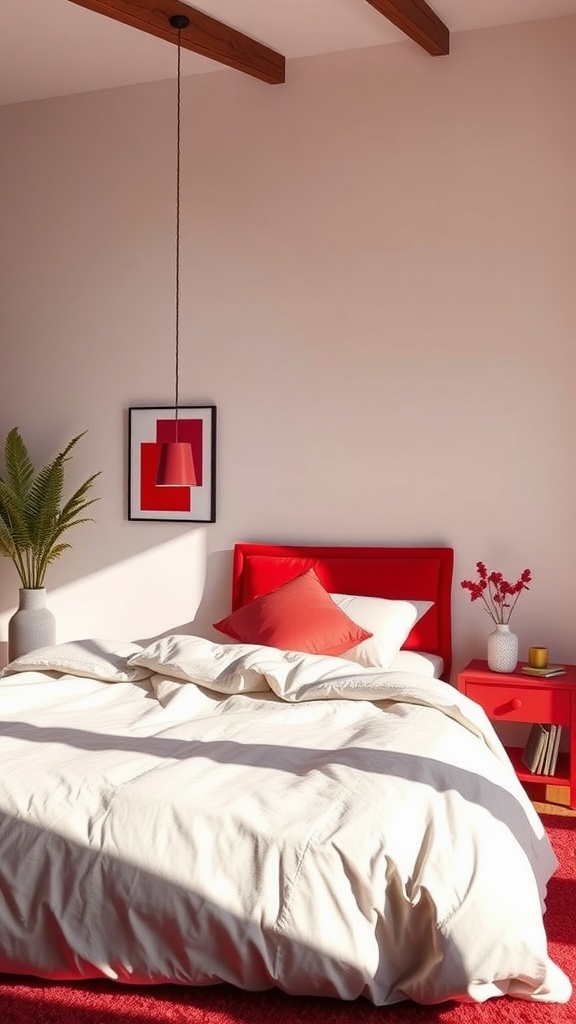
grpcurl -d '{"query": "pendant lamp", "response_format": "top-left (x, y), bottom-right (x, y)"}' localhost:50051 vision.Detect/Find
top-left (156, 14), bottom-right (196, 487)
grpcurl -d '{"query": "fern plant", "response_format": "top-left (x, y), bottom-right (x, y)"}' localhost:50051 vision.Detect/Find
top-left (0, 428), bottom-right (100, 590)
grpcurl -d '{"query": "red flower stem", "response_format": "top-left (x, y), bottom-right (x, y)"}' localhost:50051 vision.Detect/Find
top-left (504, 589), bottom-right (522, 624)
top-left (487, 582), bottom-right (502, 624)
top-left (480, 588), bottom-right (499, 623)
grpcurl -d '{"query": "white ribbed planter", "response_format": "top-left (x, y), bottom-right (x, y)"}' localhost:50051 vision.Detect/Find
top-left (8, 588), bottom-right (56, 662)
top-left (487, 623), bottom-right (518, 673)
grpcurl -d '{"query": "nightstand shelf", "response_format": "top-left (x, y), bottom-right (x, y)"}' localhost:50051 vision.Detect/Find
top-left (457, 659), bottom-right (576, 809)
top-left (505, 745), bottom-right (570, 789)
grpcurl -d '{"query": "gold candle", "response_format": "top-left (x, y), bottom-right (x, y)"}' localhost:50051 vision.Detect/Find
top-left (528, 646), bottom-right (548, 669)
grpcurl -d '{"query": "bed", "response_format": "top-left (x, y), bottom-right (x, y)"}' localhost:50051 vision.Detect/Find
top-left (0, 543), bottom-right (571, 1006)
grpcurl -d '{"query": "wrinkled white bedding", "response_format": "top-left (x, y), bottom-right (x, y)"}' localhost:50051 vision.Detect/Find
top-left (0, 638), bottom-right (571, 1005)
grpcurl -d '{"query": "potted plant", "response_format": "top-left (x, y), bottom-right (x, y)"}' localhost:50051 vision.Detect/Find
top-left (461, 560), bottom-right (532, 673)
top-left (0, 427), bottom-right (101, 660)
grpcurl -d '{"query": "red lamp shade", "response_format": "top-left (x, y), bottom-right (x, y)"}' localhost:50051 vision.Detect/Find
top-left (156, 442), bottom-right (196, 486)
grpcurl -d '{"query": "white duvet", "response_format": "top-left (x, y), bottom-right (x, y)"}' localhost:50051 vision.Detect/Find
top-left (0, 637), bottom-right (571, 1006)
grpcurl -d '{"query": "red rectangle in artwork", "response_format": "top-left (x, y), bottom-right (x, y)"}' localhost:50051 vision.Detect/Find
top-left (156, 418), bottom-right (203, 485)
top-left (140, 442), bottom-right (191, 512)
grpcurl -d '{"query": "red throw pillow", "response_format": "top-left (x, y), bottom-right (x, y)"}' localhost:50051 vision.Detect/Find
top-left (213, 568), bottom-right (372, 656)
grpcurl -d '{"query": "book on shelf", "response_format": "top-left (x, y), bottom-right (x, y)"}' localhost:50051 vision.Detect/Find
top-left (542, 725), bottom-right (558, 776)
top-left (521, 723), bottom-right (549, 773)
top-left (521, 664), bottom-right (566, 678)
top-left (534, 725), bottom-right (551, 775)
top-left (520, 723), bottom-right (563, 776)
top-left (549, 726), bottom-right (562, 776)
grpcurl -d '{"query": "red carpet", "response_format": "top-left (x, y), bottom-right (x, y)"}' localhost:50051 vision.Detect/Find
top-left (1, 814), bottom-right (574, 1023)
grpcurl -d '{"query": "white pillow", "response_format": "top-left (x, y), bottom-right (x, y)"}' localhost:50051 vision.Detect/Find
top-left (330, 594), bottom-right (433, 670)
top-left (128, 634), bottom-right (272, 694)
top-left (388, 650), bottom-right (444, 679)
top-left (3, 639), bottom-right (154, 683)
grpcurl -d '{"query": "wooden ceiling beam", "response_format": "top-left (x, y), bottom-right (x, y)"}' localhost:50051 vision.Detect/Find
top-left (67, 0), bottom-right (286, 84)
top-left (362, 0), bottom-right (449, 56)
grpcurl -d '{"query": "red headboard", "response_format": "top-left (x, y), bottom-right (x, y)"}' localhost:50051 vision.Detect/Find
top-left (231, 543), bottom-right (454, 679)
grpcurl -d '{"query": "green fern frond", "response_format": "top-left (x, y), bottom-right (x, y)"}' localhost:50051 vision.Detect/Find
top-left (3, 427), bottom-right (35, 498)
top-left (0, 479), bottom-right (32, 549)
top-left (0, 520), bottom-right (20, 561)
top-left (43, 542), bottom-right (72, 565)
top-left (28, 461), bottom-right (65, 547)
top-left (54, 432), bottom-right (87, 463)
top-left (58, 474), bottom-right (101, 525)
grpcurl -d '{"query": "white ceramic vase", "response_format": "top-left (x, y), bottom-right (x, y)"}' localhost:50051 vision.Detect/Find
top-left (487, 623), bottom-right (518, 673)
top-left (8, 588), bottom-right (56, 662)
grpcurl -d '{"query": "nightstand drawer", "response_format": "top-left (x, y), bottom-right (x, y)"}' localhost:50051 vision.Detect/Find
top-left (465, 683), bottom-right (571, 725)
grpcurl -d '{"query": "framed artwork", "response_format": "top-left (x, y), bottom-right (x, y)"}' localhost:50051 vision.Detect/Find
top-left (128, 405), bottom-right (217, 522)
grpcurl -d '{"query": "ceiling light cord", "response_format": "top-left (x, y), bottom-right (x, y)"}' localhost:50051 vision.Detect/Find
top-left (169, 14), bottom-right (190, 440)
top-left (174, 25), bottom-right (182, 438)
top-left (154, 13), bottom-right (196, 489)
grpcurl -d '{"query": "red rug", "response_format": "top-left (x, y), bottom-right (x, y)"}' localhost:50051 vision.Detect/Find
top-left (1, 814), bottom-right (574, 1023)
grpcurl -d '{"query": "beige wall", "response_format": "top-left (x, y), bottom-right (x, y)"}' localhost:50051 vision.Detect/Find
top-left (1, 16), bottom-right (575, 676)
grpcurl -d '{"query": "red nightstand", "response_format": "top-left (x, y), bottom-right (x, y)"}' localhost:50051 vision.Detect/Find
top-left (457, 659), bottom-right (576, 809)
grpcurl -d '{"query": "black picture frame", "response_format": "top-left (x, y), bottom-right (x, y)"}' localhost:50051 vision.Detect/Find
top-left (128, 405), bottom-right (217, 522)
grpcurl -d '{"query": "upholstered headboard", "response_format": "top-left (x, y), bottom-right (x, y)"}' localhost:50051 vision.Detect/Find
top-left (231, 543), bottom-right (454, 679)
